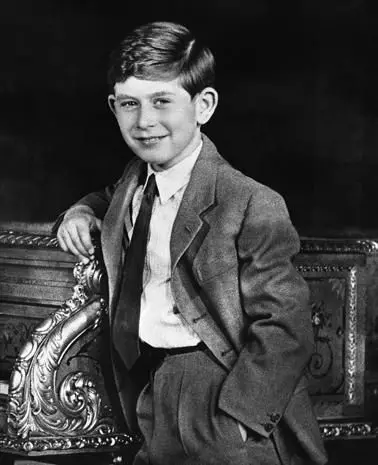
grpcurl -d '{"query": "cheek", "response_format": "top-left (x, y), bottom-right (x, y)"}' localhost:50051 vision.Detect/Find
top-left (117, 115), bottom-right (133, 133)
top-left (169, 111), bottom-right (196, 134)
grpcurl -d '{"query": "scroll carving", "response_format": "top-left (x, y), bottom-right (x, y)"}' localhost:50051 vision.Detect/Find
top-left (6, 258), bottom-right (113, 439)
top-left (309, 299), bottom-right (334, 380)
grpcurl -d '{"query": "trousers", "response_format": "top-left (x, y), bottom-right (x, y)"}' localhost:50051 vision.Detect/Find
top-left (132, 348), bottom-right (283, 465)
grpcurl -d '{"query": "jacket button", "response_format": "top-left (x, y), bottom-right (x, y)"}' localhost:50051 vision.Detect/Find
top-left (263, 423), bottom-right (274, 433)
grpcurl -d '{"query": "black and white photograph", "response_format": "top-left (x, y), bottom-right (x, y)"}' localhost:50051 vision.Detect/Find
top-left (0, 2), bottom-right (378, 464)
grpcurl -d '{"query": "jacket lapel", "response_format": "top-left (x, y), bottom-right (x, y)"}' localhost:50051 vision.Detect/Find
top-left (101, 157), bottom-right (145, 317)
top-left (171, 135), bottom-right (236, 370)
top-left (171, 135), bottom-right (221, 271)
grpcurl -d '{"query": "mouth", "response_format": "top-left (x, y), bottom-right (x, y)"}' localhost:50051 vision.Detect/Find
top-left (136, 135), bottom-right (167, 146)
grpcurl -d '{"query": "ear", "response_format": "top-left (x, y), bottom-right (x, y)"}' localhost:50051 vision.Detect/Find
top-left (195, 87), bottom-right (218, 125)
top-left (107, 95), bottom-right (117, 116)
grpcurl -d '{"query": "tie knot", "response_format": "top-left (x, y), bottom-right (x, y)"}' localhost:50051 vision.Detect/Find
top-left (144, 174), bottom-right (158, 201)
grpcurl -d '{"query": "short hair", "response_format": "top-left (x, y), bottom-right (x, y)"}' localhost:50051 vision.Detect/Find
top-left (107, 21), bottom-right (215, 98)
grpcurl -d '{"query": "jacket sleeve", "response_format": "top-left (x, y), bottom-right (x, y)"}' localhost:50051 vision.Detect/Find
top-left (218, 188), bottom-right (313, 438)
top-left (51, 162), bottom-right (132, 235)
top-left (51, 183), bottom-right (116, 235)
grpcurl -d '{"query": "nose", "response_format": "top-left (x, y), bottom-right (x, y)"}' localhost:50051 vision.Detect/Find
top-left (136, 105), bottom-right (156, 129)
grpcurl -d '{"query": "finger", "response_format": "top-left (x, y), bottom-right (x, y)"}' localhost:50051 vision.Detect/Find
top-left (78, 224), bottom-right (95, 256)
top-left (70, 223), bottom-right (93, 258)
top-left (61, 230), bottom-right (82, 258)
top-left (57, 229), bottom-right (69, 252)
top-left (60, 228), bottom-right (88, 262)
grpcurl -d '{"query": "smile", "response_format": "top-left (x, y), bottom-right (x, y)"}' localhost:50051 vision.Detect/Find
top-left (136, 136), bottom-right (167, 146)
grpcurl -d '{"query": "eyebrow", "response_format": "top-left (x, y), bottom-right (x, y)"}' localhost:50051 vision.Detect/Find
top-left (115, 91), bottom-right (176, 101)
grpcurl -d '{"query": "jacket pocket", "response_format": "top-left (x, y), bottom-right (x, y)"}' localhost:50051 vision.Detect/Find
top-left (193, 257), bottom-right (237, 283)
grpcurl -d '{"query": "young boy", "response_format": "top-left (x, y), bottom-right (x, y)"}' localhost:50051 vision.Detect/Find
top-left (56, 21), bottom-right (327, 465)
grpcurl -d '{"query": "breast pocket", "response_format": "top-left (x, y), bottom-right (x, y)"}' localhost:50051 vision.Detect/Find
top-left (193, 257), bottom-right (237, 284)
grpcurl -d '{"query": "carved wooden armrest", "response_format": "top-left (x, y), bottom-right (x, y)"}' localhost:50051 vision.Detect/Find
top-left (0, 246), bottom-right (140, 458)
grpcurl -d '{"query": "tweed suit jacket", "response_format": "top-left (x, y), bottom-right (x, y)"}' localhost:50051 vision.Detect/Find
top-left (72, 134), bottom-right (327, 465)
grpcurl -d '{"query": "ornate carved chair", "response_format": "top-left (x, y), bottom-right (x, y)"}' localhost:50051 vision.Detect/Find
top-left (297, 238), bottom-right (378, 444)
top-left (1, 223), bottom-right (378, 463)
top-left (0, 223), bottom-right (140, 464)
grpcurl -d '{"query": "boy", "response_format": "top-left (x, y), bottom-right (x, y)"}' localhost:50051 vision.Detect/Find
top-left (56, 21), bottom-right (327, 465)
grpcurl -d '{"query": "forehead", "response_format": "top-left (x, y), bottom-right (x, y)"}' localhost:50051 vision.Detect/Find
top-left (113, 76), bottom-right (189, 98)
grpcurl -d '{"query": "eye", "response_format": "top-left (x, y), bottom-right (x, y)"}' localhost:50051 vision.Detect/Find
top-left (153, 98), bottom-right (171, 107)
top-left (119, 100), bottom-right (138, 110)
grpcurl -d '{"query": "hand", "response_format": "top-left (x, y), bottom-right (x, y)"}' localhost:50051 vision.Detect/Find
top-left (57, 206), bottom-right (102, 263)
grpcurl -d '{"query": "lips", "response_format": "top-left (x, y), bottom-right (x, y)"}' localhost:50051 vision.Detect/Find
top-left (136, 135), bottom-right (167, 146)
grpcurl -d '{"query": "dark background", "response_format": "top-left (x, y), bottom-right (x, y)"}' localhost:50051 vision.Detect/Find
top-left (1, 0), bottom-right (377, 237)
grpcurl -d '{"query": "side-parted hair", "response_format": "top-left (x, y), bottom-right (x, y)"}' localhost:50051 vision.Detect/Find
top-left (107, 21), bottom-right (215, 98)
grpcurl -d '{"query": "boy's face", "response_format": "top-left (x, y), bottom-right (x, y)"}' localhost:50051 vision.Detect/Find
top-left (108, 77), bottom-right (217, 171)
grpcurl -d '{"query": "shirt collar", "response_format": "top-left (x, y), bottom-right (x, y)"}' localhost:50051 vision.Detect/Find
top-left (146, 141), bottom-right (203, 204)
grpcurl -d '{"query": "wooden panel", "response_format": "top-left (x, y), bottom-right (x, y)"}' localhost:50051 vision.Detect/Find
top-left (0, 223), bottom-right (75, 382)
top-left (295, 238), bottom-right (378, 439)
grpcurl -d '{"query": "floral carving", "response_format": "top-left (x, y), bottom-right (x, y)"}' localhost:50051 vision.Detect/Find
top-left (309, 300), bottom-right (333, 379)
top-left (6, 259), bottom-right (111, 438)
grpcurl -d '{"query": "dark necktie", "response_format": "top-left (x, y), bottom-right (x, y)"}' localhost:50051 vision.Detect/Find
top-left (112, 173), bottom-right (158, 370)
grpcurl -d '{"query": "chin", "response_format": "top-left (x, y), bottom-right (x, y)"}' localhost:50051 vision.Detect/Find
top-left (138, 153), bottom-right (169, 165)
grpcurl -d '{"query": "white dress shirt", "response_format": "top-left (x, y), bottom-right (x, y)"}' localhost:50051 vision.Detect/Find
top-left (127, 143), bottom-right (202, 348)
